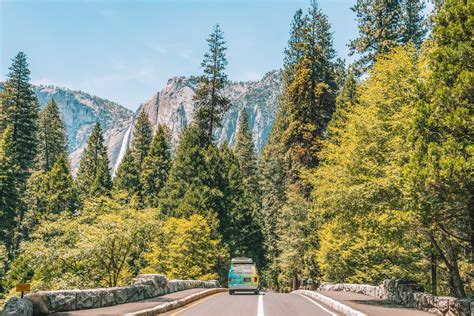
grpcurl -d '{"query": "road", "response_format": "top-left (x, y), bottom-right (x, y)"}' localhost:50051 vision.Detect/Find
top-left (162, 291), bottom-right (339, 316)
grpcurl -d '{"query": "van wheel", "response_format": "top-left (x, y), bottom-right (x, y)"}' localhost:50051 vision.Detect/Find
top-left (229, 290), bottom-right (234, 295)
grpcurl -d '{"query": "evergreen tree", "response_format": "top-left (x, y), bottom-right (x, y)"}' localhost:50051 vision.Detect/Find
top-left (46, 155), bottom-right (77, 214)
top-left (141, 125), bottom-right (172, 208)
top-left (221, 142), bottom-right (264, 268)
top-left (408, 0), bottom-right (472, 298)
top-left (36, 98), bottom-right (68, 172)
top-left (131, 111), bottom-right (153, 169)
top-left (193, 24), bottom-right (230, 145)
top-left (113, 149), bottom-right (139, 202)
top-left (0, 52), bottom-right (39, 184)
top-left (349, 0), bottom-right (403, 71)
top-left (284, 9), bottom-right (307, 81)
top-left (0, 126), bottom-right (19, 258)
top-left (233, 110), bottom-right (260, 208)
top-left (327, 69), bottom-right (359, 144)
top-left (258, 117), bottom-right (287, 290)
top-left (282, 0), bottom-right (337, 191)
top-left (401, 0), bottom-right (427, 47)
top-left (76, 123), bottom-right (111, 200)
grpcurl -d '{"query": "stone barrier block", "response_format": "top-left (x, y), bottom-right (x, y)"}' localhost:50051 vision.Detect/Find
top-left (100, 288), bottom-right (116, 307)
top-left (4, 297), bottom-right (34, 316)
top-left (47, 290), bottom-right (78, 312)
top-left (76, 289), bottom-right (102, 310)
top-left (114, 287), bottom-right (128, 304)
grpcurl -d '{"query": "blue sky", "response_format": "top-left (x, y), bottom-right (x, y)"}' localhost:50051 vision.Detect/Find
top-left (1, 0), bottom-right (386, 110)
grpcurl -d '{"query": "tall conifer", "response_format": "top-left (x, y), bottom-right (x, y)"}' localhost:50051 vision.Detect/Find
top-left (193, 24), bottom-right (230, 145)
top-left (233, 110), bottom-right (260, 208)
top-left (0, 52), bottom-right (39, 184)
top-left (349, 0), bottom-right (403, 71)
top-left (0, 126), bottom-right (19, 258)
top-left (141, 125), bottom-right (172, 208)
top-left (36, 98), bottom-right (68, 172)
top-left (76, 123), bottom-right (111, 200)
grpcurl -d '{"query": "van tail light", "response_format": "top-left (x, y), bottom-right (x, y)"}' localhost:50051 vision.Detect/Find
top-left (228, 277), bottom-right (231, 283)
top-left (253, 277), bottom-right (258, 283)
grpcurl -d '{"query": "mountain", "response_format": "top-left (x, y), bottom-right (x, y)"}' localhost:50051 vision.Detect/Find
top-left (1, 70), bottom-right (281, 174)
top-left (32, 86), bottom-right (134, 172)
top-left (118, 70), bottom-right (282, 171)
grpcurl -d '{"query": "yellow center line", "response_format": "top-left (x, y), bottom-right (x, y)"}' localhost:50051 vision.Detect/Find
top-left (170, 292), bottom-right (225, 316)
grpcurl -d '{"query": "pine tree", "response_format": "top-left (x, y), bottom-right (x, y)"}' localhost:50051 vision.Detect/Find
top-left (0, 52), bottom-right (39, 184)
top-left (233, 110), bottom-right (260, 208)
top-left (131, 111), bottom-right (153, 169)
top-left (44, 155), bottom-right (77, 214)
top-left (258, 117), bottom-right (287, 290)
top-left (282, 0), bottom-right (337, 190)
top-left (113, 149), bottom-right (139, 201)
top-left (221, 142), bottom-right (264, 268)
top-left (76, 123), bottom-right (111, 200)
top-left (158, 125), bottom-right (212, 217)
top-left (193, 24), bottom-right (230, 145)
top-left (0, 126), bottom-right (19, 258)
top-left (36, 98), bottom-right (68, 172)
top-left (327, 69), bottom-right (359, 144)
top-left (349, 0), bottom-right (403, 71)
top-left (141, 125), bottom-right (172, 208)
top-left (284, 9), bottom-right (307, 81)
top-left (408, 0), bottom-right (472, 298)
top-left (401, 0), bottom-right (427, 48)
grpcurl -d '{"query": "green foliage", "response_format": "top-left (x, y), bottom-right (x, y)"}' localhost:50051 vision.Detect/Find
top-left (6, 196), bottom-right (159, 290)
top-left (142, 214), bottom-right (227, 281)
top-left (311, 46), bottom-right (423, 285)
top-left (0, 52), bottom-right (39, 185)
top-left (221, 143), bottom-right (264, 268)
top-left (131, 111), bottom-right (153, 169)
top-left (193, 24), bottom-right (230, 145)
top-left (406, 0), bottom-right (473, 298)
top-left (113, 149), bottom-right (139, 202)
top-left (350, 0), bottom-right (426, 71)
top-left (401, 0), bottom-right (427, 47)
top-left (141, 125), bottom-right (172, 208)
top-left (277, 192), bottom-right (311, 291)
top-left (233, 110), bottom-right (260, 209)
top-left (76, 123), bottom-right (112, 201)
top-left (0, 126), bottom-right (18, 258)
top-left (36, 99), bottom-right (68, 172)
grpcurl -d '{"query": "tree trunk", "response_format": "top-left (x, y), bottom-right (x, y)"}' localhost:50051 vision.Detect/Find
top-left (430, 242), bottom-right (437, 295)
top-left (431, 232), bottom-right (467, 298)
top-left (292, 272), bottom-right (299, 291)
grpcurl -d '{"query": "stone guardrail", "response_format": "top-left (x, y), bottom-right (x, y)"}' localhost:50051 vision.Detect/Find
top-left (3, 274), bottom-right (220, 316)
top-left (318, 279), bottom-right (473, 316)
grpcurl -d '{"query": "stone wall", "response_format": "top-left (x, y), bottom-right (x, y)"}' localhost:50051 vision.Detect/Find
top-left (4, 274), bottom-right (220, 315)
top-left (318, 279), bottom-right (473, 316)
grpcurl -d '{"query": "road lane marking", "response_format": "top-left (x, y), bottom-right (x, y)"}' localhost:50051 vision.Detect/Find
top-left (296, 293), bottom-right (337, 316)
top-left (170, 292), bottom-right (224, 316)
top-left (257, 293), bottom-right (264, 316)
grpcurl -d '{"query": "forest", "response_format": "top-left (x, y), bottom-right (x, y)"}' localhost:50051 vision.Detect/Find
top-left (0, 0), bottom-right (472, 302)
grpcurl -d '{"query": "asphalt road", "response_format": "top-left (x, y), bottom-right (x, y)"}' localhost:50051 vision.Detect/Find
top-left (162, 291), bottom-right (339, 316)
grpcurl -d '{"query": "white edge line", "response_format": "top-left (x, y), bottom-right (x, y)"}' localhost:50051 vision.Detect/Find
top-left (257, 292), bottom-right (264, 316)
top-left (296, 293), bottom-right (337, 316)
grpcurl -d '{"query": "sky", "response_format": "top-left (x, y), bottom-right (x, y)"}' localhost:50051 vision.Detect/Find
top-left (2, 0), bottom-right (362, 110)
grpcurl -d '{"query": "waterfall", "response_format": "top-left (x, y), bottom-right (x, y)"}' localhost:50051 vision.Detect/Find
top-left (112, 123), bottom-right (132, 176)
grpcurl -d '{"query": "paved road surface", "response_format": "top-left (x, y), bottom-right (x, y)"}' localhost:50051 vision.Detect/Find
top-left (162, 291), bottom-right (339, 316)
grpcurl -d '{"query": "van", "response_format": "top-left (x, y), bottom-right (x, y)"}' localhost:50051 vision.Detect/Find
top-left (228, 257), bottom-right (259, 295)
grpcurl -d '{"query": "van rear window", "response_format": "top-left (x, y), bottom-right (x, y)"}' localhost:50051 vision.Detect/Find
top-left (232, 264), bottom-right (255, 274)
